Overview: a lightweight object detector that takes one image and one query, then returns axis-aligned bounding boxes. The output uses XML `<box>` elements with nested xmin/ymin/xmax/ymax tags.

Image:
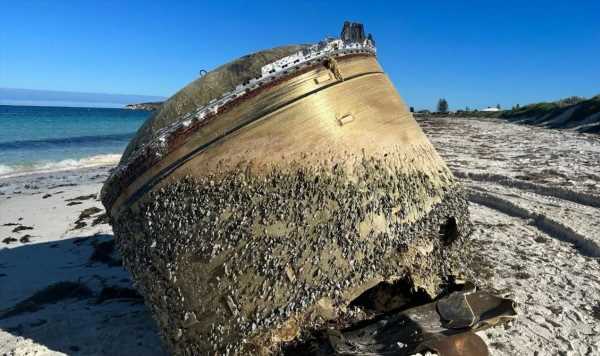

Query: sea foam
<box><xmin>0</xmin><ymin>154</ymin><xmax>121</xmax><ymax>179</ymax></box>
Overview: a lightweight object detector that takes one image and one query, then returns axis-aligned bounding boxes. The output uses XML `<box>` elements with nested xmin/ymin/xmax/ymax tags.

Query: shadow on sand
<box><xmin>0</xmin><ymin>234</ymin><xmax>165</xmax><ymax>355</ymax></box>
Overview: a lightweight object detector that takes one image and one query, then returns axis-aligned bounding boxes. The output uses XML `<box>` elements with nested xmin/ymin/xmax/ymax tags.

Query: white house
<box><xmin>481</xmin><ymin>107</ymin><xmax>500</xmax><ymax>112</ymax></box>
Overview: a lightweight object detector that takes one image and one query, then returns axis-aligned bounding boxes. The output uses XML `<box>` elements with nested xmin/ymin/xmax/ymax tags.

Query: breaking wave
<box><xmin>0</xmin><ymin>154</ymin><xmax>121</xmax><ymax>179</ymax></box>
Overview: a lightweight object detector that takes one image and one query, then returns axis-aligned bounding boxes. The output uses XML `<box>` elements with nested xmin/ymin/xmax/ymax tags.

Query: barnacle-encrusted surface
<box><xmin>112</xmin><ymin>151</ymin><xmax>470</xmax><ymax>354</ymax></box>
<box><xmin>105</xmin><ymin>24</ymin><xmax>472</xmax><ymax>354</ymax></box>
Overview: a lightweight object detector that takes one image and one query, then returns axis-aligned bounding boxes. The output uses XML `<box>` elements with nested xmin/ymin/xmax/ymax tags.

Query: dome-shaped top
<box><xmin>120</xmin><ymin>45</ymin><xmax>308</xmax><ymax>164</ymax></box>
<box><xmin>104</xmin><ymin>23</ymin><xmax>377</xmax><ymax>213</ymax></box>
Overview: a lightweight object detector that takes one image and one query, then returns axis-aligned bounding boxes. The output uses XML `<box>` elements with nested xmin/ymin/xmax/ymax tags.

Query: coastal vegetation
<box><xmin>417</xmin><ymin>94</ymin><xmax>600</xmax><ymax>134</ymax></box>
<box><xmin>502</xmin><ymin>95</ymin><xmax>600</xmax><ymax>133</ymax></box>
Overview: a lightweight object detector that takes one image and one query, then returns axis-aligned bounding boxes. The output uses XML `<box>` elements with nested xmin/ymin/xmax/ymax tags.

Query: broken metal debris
<box><xmin>297</xmin><ymin>287</ymin><xmax>516</xmax><ymax>356</ymax></box>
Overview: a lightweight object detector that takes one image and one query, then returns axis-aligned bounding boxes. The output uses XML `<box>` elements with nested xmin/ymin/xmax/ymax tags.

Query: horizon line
<box><xmin>0</xmin><ymin>87</ymin><xmax>167</xmax><ymax>100</ymax></box>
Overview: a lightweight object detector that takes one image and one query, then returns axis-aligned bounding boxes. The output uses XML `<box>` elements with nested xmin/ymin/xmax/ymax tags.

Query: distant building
<box><xmin>481</xmin><ymin>107</ymin><xmax>500</xmax><ymax>112</ymax></box>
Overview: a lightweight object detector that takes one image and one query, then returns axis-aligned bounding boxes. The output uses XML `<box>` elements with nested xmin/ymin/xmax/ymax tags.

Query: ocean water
<box><xmin>0</xmin><ymin>105</ymin><xmax>150</xmax><ymax>178</ymax></box>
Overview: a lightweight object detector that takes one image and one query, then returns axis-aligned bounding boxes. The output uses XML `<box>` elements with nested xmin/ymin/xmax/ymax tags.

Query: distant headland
<box><xmin>0</xmin><ymin>88</ymin><xmax>166</xmax><ymax>109</ymax></box>
<box><xmin>124</xmin><ymin>101</ymin><xmax>163</xmax><ymax>111</ymax></box>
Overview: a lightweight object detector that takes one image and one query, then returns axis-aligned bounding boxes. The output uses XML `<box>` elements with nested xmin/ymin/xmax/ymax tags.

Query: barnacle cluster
<box><xmin>112</xmin><ymin>152</ymin><xmax>470</xmax><ymax>354</ymax></box>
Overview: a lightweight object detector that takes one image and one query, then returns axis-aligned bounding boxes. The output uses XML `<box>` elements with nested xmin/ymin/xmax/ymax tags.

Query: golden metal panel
<box><xmin>314</xmin><ymin>72</ymin><xmax>332</xmax><ymax>84</ymax></box>
<box><xmin>110</xmin><ymin>56</ymin><xmax>389</xmax><ymax>213</ymax></box>
<box><xmin>113</xmin><ymin>68</ymin><xmax>450</xmax><ymax>218</ymax></box>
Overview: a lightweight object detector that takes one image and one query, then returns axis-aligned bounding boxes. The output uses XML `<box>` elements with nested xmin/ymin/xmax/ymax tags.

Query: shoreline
<box><xmin>0</xmin><ymin>157</ymin><xmax>120</xmax><ymax>180</ymax></box>
<box><xmin>0</xmin><ymin>164</ymin><xmax>115</xmax><ymax>196</ymax></box>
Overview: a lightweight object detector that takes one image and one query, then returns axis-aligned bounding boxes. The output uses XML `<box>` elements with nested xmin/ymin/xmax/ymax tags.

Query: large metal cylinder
<box><xmin>102</xmin><ymin>30</ymin><xmax>470</xmax><ymax>355</ymax></box>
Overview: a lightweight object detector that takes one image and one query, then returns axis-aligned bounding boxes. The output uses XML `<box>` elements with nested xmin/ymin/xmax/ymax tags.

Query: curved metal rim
<box><xmin>109</xmin><ymin>69</ymin><xmax>385</xmax><ymax>216</ymax></box>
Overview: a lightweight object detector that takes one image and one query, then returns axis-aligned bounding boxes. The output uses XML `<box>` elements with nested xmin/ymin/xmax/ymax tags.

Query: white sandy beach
<box><xmin>0</xmin><ymin>167</ymin><xmax>165</xmax><ymax>356</ymax></box>
<box><xmin>1</xmin><ymin>117</ymin><xmax>599</xmax><ymax>355</ymax></box>
<box><xmin>419</xmin><ymin>117</ymin><xmax>600</xmax><ymax>355</ymax></box>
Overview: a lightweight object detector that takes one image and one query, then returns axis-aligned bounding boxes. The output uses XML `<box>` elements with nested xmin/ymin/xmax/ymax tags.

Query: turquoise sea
<box><xmin>0</xmin><ymin>105</ymin><xmax>150</xmax><ymax>177</ymax></box>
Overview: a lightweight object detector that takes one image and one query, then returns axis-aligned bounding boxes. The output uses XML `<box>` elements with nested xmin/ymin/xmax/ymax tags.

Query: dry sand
<box><xmin>0</xmin><ymin>117</ymin><xmax>599</xmax><ymax>355</ymax></box>
<box><xmin>0</xmin><ymin>168</ymin><xmax>165</xmax><ymax>356</ymax></box>
<box><xmin>419</xmin><ymin>117</ymin><xmax>600</xmax><ymax>355</ymax></box>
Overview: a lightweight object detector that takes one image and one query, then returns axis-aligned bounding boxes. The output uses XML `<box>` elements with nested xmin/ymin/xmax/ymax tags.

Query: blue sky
<box><xmin>2</xmin><ymin>0</ymin><xmax>599</xmax><ymax>110</ymax></box>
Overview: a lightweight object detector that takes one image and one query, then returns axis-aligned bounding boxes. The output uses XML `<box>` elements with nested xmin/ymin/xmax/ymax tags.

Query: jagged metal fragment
<box><xmin>437</xmin><ymin>291</ymin><xmax>476</xmax><ymax>329</ymax></box>
<box><xmin>322</xmin><ymin>290</ymin><xmax>516</xmax><ymax>356</ymax></box>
